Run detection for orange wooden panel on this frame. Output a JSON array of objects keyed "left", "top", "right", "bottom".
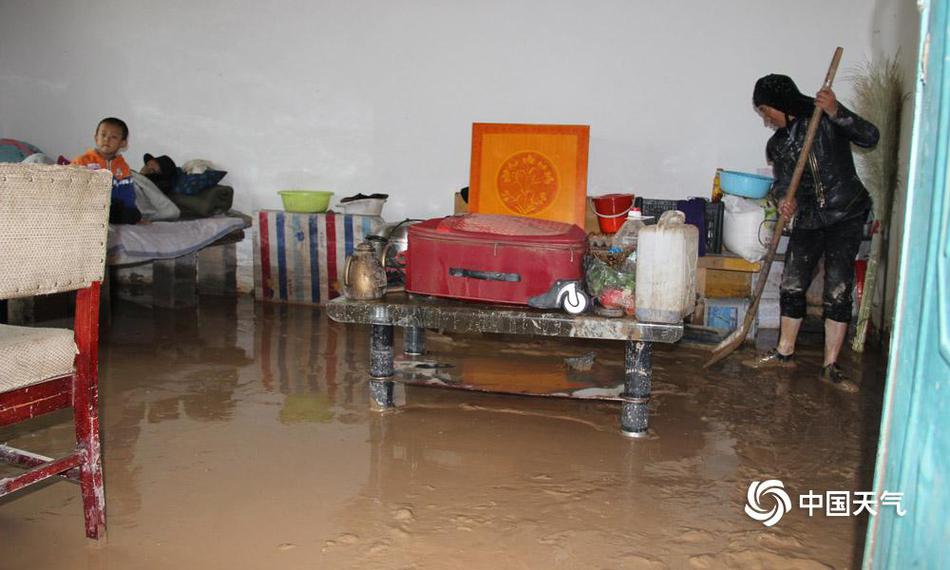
[
  {"left": 469, "top": 123, "right": 589, "bottom": 227},
  {"left": 697, "top": 253, "right": 762, "bottom": 272},
  {"left": 697, "top": 268, "right": 753, "bottom": 298}
]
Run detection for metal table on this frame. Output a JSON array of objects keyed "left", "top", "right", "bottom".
[{"left": 326, "top": 294, "right": 683, "bottom": 437}]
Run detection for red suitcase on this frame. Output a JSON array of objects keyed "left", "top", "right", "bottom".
[{"left": 405, "top": 214, "right": 590, "bottom": 313}]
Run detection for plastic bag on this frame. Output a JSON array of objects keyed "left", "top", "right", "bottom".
[
  {"left": 584, "top": 255, "right": 636, "bottom": 315},
  {"left": 722, "top": 195, "right": 772, "bottom": 262}
]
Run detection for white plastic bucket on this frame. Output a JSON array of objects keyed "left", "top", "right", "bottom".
[{"left": 338, "top": 198, "right": 386, "bottom": 216}]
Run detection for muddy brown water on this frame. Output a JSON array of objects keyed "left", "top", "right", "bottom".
[{"left": 0, "top": 298, "right": 885, "bottom": 569}]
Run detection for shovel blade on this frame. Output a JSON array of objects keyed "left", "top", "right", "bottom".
[{"left": 702, "top": 327, "right": 749, "bottom": 369}]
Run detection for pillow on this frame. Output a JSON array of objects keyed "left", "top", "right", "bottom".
[
  {"left": 172, "top": 168, "right": 227, "bottom": 196},
  {"left": 0, "top": 138, "right": 43, "bottom": 163}
]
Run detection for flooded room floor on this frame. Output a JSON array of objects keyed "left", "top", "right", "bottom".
[{"left": 0, "top": 297, "right": 885, "bottom": 569}]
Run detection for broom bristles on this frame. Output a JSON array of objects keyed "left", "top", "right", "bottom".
[
  {"left": 847, "top": 56, "right": 907, "bottom": 222},
  {"left": 847, "top": 55, "right": 907, "bottom": 351}
]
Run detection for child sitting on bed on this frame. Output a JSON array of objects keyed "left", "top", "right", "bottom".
[
  {"left": 72, "top": 117, "right": 131, "bottom": 179},
  {"left": 71, "top": 117, "right": 141, "bottom": 224}
]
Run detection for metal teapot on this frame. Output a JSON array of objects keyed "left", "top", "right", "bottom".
[
  {"left": 367, "top": 219, "right": 418, "bottom": 266},
  {"left": 343, "top": 241, "right": 387, "bottom": 300},
  {"left": 366, "top": 218, "right": 422, "bottom": 282}
]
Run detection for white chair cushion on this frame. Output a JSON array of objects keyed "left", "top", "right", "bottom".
[
  {"left": 0, "top": 324, "right": 76, "bottom": 393},
  {"left": 0, "top": 164, "right": 111, "bottom": 299}
]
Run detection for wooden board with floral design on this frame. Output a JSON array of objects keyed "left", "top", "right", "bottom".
[{"left": 469, "top": 123, "right": 590, "bottom": 227}]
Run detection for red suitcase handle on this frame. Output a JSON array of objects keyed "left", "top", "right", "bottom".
[{"left": 449, "top": 267, "right": 522, "bottom": 282}]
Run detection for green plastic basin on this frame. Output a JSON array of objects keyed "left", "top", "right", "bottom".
[{"left": 278, "top": 190, "right": 334, "bottom": 213}]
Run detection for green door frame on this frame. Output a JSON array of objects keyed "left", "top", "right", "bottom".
[{"left": 863, "top": 0, "right": 950, "bottom": 567}]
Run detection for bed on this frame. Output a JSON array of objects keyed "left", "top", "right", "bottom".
[
  {"left": 107, "top": 214, "right": 249, "bottom": 266},
  {"left": 1, "top": 143, "right": 250, "bottom": 316}
]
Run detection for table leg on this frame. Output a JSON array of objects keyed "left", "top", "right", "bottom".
[
  {"left": 404, "top": 326, "right": 426, "bottom": 356},
  {"left": 621, "top": 340, "right": 652, "bottom": 438},
  {"left": 369, "top": 324, "right": 395, "bottom": 409}
]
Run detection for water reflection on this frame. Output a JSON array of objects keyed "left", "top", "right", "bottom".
[
  {"left": 96, "top": 297, "right": 255, "bottom": 528},
  {"left": 0, "top": 295, "right": 885, "bottom": 569},
  {"left": 256, "top": 303, "right": 363, "bottom": 424},
  {"left": 105, "top": 297, "right": 253, "bottom": 424}
]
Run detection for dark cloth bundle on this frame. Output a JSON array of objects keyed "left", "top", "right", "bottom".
[
  {"left": 142, "top": 153, "right": 179, "bottom": 194},
  {"left": 169, "top": 185, "right": 234, "bottom": 219}
]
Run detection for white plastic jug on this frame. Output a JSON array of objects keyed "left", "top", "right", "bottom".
[{"left": 635, "top": 210, "right": 698, "bottom": 323}]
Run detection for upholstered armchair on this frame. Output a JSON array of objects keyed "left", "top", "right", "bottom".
[{"left": 0, "top": 163, "right": 111, "bottom": 540}]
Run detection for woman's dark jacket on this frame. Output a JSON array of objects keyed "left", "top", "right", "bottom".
[{"left": 767, "top": 104, "right": 879, "bottom": 229}]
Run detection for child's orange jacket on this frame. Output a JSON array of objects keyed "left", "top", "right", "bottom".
[{"left": 72, "top": 149, "right": 131, "bottom": 180}]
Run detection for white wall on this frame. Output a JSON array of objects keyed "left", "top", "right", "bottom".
[{"left": 1, "top": 0, "right": 893, "bottom": 221}]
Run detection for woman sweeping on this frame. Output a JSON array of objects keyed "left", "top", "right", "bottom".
[{"left": 748, "top": 74, "right": 879, "bottom": 392}]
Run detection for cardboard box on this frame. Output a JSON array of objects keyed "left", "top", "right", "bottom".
[
  {"left": 697, "top": 253, "right": 761, "bottom": 272},
  {"left": 753, "top": 260, "right": 784, "bottom": 300},
  {"left": 697, "top": 267, "right": 753, "bottom": 298},
  {"left": 584, "top": 197, "right": 600, "bottom": 234},
  {"left": 454, "top": 192, "right": 468, "bottom": 215},
  {"left": 758, "top": 297, "right": 781, "bottom": 329},
  {"left": 705, "top": 297, "right": 757, "bottom": 339}
]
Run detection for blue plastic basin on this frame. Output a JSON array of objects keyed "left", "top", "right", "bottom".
[{"left": 720, "top": 170, "right": 774, "bottom": 199}]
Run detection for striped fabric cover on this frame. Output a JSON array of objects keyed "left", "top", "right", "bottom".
[{"left": 253, "top": 210, "right": 385, "bottom": 305}]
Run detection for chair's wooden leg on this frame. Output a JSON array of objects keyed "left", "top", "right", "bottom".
[
  {"left": 74, "top": 284, "right": 107, "bottom": 541},
  {"left": 75, "top": 382, "right": 107, "bottom": 540},
  {"left": 77, "top": 417, "right": 106, "bottom": 540}
]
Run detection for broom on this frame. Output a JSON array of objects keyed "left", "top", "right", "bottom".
[{"left": 849, "top": 56, "right": 906, "bottom": 352}]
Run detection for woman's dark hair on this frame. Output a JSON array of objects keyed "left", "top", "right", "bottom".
[{"left": 753, "top": 74, "right": 815, "bottom": 118}]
